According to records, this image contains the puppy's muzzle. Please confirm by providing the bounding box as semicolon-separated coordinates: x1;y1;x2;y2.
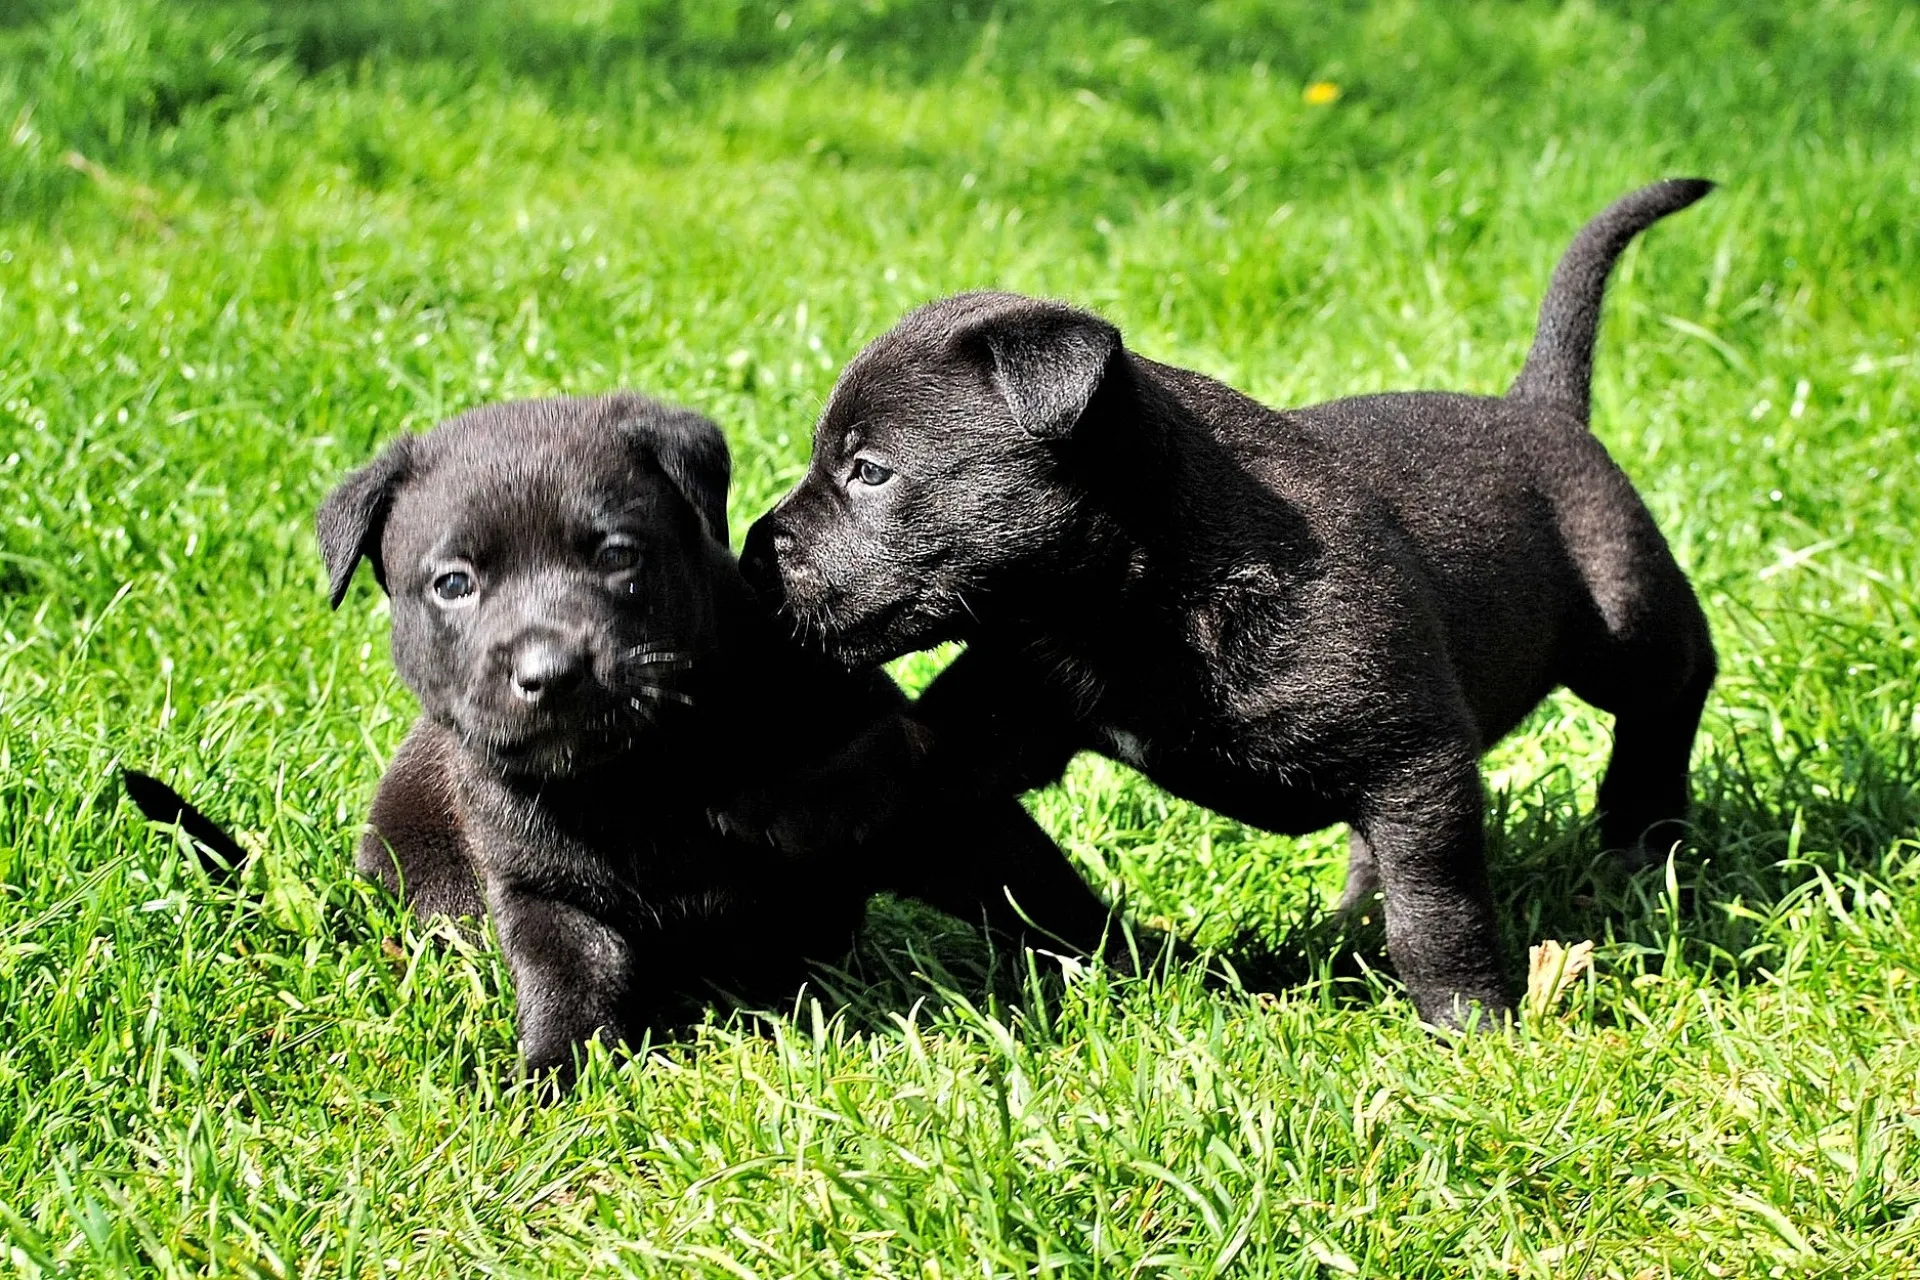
508;631;588;704
739;518;795;603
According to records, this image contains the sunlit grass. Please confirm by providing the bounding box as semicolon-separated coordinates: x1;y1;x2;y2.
2;0;1918;1273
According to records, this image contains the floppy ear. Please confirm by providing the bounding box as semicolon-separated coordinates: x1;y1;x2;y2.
622;406;732;545
316;436;415;609
968;303;1121;440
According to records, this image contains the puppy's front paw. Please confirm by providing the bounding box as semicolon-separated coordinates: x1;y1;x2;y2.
708;792;803;852
1411;987;1516;1035
710;785;872;857
707;804;766;845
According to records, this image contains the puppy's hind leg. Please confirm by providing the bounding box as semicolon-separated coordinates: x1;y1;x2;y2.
1586;656;1715;865
1564;578;1716;866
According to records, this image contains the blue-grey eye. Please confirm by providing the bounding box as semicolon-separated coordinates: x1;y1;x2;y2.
853;459;893;486
432;571;474;602
594;540;642;572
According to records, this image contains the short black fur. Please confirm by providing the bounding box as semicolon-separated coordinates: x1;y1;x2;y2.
743;180;1719;1028
321;393;1123;1085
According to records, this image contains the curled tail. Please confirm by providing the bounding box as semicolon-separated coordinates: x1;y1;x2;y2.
1508;178;1714;424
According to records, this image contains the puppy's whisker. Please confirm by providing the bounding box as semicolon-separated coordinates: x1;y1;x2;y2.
622;642;691;662
628;683;696;708
621;661;695;678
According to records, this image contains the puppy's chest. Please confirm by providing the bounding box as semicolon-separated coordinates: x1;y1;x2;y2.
1185;566;1305;688
474;787;752;895
1085;680;1284;776
1066;617;1333;819
1075;613;1305;759
1091;710;1283;774
1089;714;1341;835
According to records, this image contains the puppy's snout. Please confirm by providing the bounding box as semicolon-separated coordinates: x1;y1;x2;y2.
510;634;587;702
739;518;792;599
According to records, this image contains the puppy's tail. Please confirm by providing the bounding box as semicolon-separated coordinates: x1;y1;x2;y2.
1507;178;1714;424
123;769;250;881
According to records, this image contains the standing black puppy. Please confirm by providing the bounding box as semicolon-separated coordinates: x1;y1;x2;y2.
742;181;1719;1028
319;393;1121;1082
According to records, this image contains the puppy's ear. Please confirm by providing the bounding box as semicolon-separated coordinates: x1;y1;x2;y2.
965;303;1121;440
624;407;731;545
316;436;415;609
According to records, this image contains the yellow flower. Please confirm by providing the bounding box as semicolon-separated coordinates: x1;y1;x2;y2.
1303;80;1341;106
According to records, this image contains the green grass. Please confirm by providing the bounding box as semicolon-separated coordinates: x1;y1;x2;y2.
3;0;1918;1273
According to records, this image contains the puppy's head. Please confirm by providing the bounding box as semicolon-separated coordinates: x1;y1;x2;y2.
742;292;1123;667
319;393;732;778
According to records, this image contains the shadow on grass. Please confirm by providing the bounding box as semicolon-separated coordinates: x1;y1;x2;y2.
1213;738;1920;1022
768;735;1920;1041
115;728;1918;1071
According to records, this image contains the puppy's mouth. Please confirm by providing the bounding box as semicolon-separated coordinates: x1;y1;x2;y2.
468;724;602;778
776;589;948;671
741;522;956;668
458;689;693;779
486;738;558;775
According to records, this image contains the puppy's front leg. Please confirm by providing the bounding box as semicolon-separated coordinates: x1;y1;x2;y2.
722;645;1085;857
885;796;1125;959
910;645;1089;796
359;719;486;923
1333;832;1382;917
1353;751;1513;1029
488;880;632;1086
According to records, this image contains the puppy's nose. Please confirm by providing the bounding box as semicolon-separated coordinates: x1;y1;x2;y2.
511;636;586;702
739;519;790;597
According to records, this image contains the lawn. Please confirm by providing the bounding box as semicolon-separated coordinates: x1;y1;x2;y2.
2;0;1918;1274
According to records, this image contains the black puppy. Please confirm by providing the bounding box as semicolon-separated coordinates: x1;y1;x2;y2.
318;393;1121;1081
742;181;1719;1029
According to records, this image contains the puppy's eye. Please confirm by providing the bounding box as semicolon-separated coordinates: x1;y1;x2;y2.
594;540;642;573
432;570;475;603
852;459;893;487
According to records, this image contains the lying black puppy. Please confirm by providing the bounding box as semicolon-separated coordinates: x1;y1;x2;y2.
742;180;1719;1029
311;393;1119;1081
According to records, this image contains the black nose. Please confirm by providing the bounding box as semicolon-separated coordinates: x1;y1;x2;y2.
511;636;586;701
739;519;790;598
